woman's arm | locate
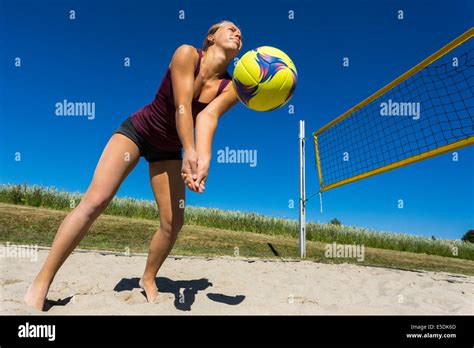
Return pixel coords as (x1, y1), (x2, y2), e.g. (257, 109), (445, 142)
(193, 84), (239, 191)
(170, 44), (197, 150)
(169, 44), (200, 191)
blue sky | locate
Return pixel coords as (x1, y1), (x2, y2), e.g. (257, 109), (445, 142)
(1, 0), (473, 240)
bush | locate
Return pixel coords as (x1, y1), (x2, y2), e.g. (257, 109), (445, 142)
(461, 230), (474, 243)
(329, 218), (341, 226)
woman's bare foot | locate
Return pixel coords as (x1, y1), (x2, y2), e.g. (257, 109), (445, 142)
(139, 277), (158, 303)
(24, 280), (50, 311)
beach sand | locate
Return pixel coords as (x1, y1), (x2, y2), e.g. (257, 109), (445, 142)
(1, 247), (473, 315)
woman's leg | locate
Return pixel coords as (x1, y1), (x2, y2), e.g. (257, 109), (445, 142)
(24, 133), (141, 310)
(140, 160), (185, 303)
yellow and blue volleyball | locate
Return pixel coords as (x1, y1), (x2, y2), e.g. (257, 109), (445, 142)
(232, 46), (297, 112)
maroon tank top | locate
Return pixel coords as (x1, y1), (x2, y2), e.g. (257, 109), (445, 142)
(131, 47), (232, 151)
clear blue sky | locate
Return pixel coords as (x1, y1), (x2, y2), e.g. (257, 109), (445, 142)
(1, 0), (473, 240)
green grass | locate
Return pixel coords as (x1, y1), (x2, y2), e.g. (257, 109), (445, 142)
(0, 183), (473, 262)
(1, 203), (474, 276)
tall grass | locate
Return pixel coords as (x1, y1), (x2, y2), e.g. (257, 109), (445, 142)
(1, 183), (473, 260)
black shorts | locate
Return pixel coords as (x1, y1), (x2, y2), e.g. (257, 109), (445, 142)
(113, 116), (182, 163)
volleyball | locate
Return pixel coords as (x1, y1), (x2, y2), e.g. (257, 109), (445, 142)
(232, 46), (297, 112)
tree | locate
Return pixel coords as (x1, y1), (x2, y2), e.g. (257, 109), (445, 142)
(329, 218), (341, 226)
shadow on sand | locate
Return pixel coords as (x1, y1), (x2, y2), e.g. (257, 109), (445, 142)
(114, 277), (245, 311)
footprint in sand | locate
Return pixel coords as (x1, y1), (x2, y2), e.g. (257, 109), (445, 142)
(1, 279), (23, 286)
(289, 296), (319, 305)
(116, 289), (147, 304)
(153, 293), (174, 304)
(116, 288), (174, 304)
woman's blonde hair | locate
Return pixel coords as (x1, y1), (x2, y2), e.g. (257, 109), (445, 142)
(202, 20), (236, 51)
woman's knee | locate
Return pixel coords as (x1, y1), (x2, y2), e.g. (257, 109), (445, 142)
(159, 217), (184, 238)
(78, 192), (112, 219)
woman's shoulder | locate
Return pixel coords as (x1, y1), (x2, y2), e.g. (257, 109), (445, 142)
(173, 44), (200, 58)
(169, 44), (200, 70)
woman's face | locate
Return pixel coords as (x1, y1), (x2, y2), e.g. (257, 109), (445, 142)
(211, 22), (243, 54)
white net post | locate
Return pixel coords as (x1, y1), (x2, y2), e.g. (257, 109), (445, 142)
(299, 120), (306, 258)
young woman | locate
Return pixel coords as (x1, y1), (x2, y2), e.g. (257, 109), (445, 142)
(24, 20), (243, 310)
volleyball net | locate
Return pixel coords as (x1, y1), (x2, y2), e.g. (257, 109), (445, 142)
(314, 28), (474, 192)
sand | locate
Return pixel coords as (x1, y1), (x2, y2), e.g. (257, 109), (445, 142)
(1, 246), (473, 315)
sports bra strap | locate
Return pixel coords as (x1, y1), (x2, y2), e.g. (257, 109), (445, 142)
(216, 79), (231, 96)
